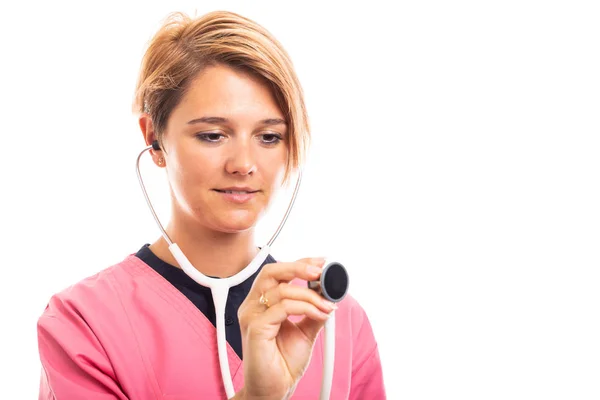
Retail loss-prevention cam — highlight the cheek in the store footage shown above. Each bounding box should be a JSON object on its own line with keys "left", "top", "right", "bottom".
{"left": 170, "top": 148, "right": 216, "bottom": 197}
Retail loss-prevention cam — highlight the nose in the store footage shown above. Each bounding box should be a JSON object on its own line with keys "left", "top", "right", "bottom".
{"left": 224, "top": 138, "right": 257, "bottom": 176}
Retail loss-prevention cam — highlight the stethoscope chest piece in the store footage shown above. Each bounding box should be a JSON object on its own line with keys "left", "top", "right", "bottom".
{"left": 308, "top": 260, "right": 349, "bottom": 303}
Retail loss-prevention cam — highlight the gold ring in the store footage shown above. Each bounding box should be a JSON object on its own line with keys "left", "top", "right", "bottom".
{"left": 259, "top": 293, "right": 270, "bottom": 308}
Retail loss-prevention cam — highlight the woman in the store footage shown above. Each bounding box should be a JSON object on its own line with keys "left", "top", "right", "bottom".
{"left": 37, "top": 10, "right": 385, "bottom": 399}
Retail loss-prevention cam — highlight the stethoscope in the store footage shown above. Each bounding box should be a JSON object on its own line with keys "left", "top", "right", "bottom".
{"left": 136, "top": 141, "right": 349, "bottom": 399}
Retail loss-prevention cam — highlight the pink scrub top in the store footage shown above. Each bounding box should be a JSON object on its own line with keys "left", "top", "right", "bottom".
{"left": 37, "top": 253, "right": 386, "bottom": 399}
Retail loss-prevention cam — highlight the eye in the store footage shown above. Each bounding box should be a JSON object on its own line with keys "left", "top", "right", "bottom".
{"left": 196, "top": 133, "right": 225, "bottom": 143}
{"left": 260, "top": 133, "right": 283, "bottom": 145}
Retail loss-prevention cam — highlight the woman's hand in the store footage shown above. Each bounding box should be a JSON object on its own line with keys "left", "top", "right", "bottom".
{"left": 237, "top": 258, "right": 337, "bottom": 400}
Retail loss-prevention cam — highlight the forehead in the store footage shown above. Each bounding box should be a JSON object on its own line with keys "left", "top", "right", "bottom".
{"left": 174, "top": 64, "right": 284, "bottom": 121}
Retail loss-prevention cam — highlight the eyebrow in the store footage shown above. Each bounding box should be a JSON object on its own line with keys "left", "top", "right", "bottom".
{"left": 187, "top": 116, "right": 287, "bottom": 126}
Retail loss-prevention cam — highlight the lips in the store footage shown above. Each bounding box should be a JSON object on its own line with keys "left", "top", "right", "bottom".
{"left": 215, "top": 189, "right": 257, "bottom": 194}
{"left": 214, "top": 187, "right": 259, "bottom": 194}
{"left": 213, "top": 188, "right": 259, "bottom": 204}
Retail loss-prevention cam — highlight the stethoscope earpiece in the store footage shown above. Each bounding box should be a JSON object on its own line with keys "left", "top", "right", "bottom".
{"left": 308, "top": 261, "right": 349, "bottom": 303}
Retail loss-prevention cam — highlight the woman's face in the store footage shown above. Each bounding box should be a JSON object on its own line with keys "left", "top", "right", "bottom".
{"left": 151, "top": 64, "right": 288, "bottom": 233}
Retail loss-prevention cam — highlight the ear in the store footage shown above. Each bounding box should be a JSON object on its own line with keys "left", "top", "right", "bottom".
{"left": 138, "top": 113, "right": 165, "bottom": 167}
{"left": 139, "top": 113, "right": 156, "bottom": 147}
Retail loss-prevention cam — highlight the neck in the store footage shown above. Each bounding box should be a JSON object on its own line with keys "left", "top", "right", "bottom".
{"left": 149, "top": 214, "right": 259, "bottom": 279}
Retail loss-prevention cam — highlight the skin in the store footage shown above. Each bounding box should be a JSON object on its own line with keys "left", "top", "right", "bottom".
{"left": 138, "top": 64, "right": 335, "bottom": 399}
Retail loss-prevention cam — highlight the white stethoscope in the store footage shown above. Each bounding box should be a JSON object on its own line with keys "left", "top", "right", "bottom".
{"left": 136, "top": 141, "right": 349, "bottom": 399}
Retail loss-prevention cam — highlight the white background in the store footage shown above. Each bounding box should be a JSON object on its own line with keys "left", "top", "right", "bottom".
{"left": 1, "top": 1, "right": 599, "bottom": 399}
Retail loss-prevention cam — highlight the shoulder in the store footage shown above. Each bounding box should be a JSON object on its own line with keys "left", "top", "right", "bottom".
{"left": 36, "top": 255, "right": 145, "bottom": 399}
{"left": 38, "top": 254, "right": 143, "bottom": 323}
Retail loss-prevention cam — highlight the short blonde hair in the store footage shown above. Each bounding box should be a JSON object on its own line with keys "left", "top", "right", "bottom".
{"left": 133, "top": 11, "right": 309, "bottom": 182}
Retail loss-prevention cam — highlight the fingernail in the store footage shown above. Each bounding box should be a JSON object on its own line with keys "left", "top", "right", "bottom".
{"left": 307, "top": 265, "right": 321, "bottom": 276}
{"left": 323, "top": 300, "right": 338, "bottom": 311}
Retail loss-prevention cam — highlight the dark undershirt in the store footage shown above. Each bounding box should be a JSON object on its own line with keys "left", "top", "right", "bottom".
{"left": 134, "top": 244, "right": 275, "bottom": 360}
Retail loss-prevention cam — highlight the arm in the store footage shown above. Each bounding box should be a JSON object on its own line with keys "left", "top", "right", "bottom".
{"left": 348, "top": 307, "right": 387, "bottom": 400}
{"left": 37, "top": 297, "right": 129, "bottom": 400}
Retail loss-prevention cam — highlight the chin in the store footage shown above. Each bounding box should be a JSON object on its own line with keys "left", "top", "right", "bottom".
{"left": 212, "top": 211, "right": 259, "bottom": 233}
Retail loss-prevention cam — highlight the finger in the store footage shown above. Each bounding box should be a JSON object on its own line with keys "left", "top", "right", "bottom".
{"left": 254, "top": 299, "right": 330, "bottom": 329}
{"left": 296, "top": 315, "right": 328, "bottom": 342}
{"left": 251, "top": 258, "right": 326, "bottom": 296}
{"left": 263, "top": 258, "right": 326, "bottom": 284}
{"left": 261, "top": 282, "right": 337, "bottom": 314}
